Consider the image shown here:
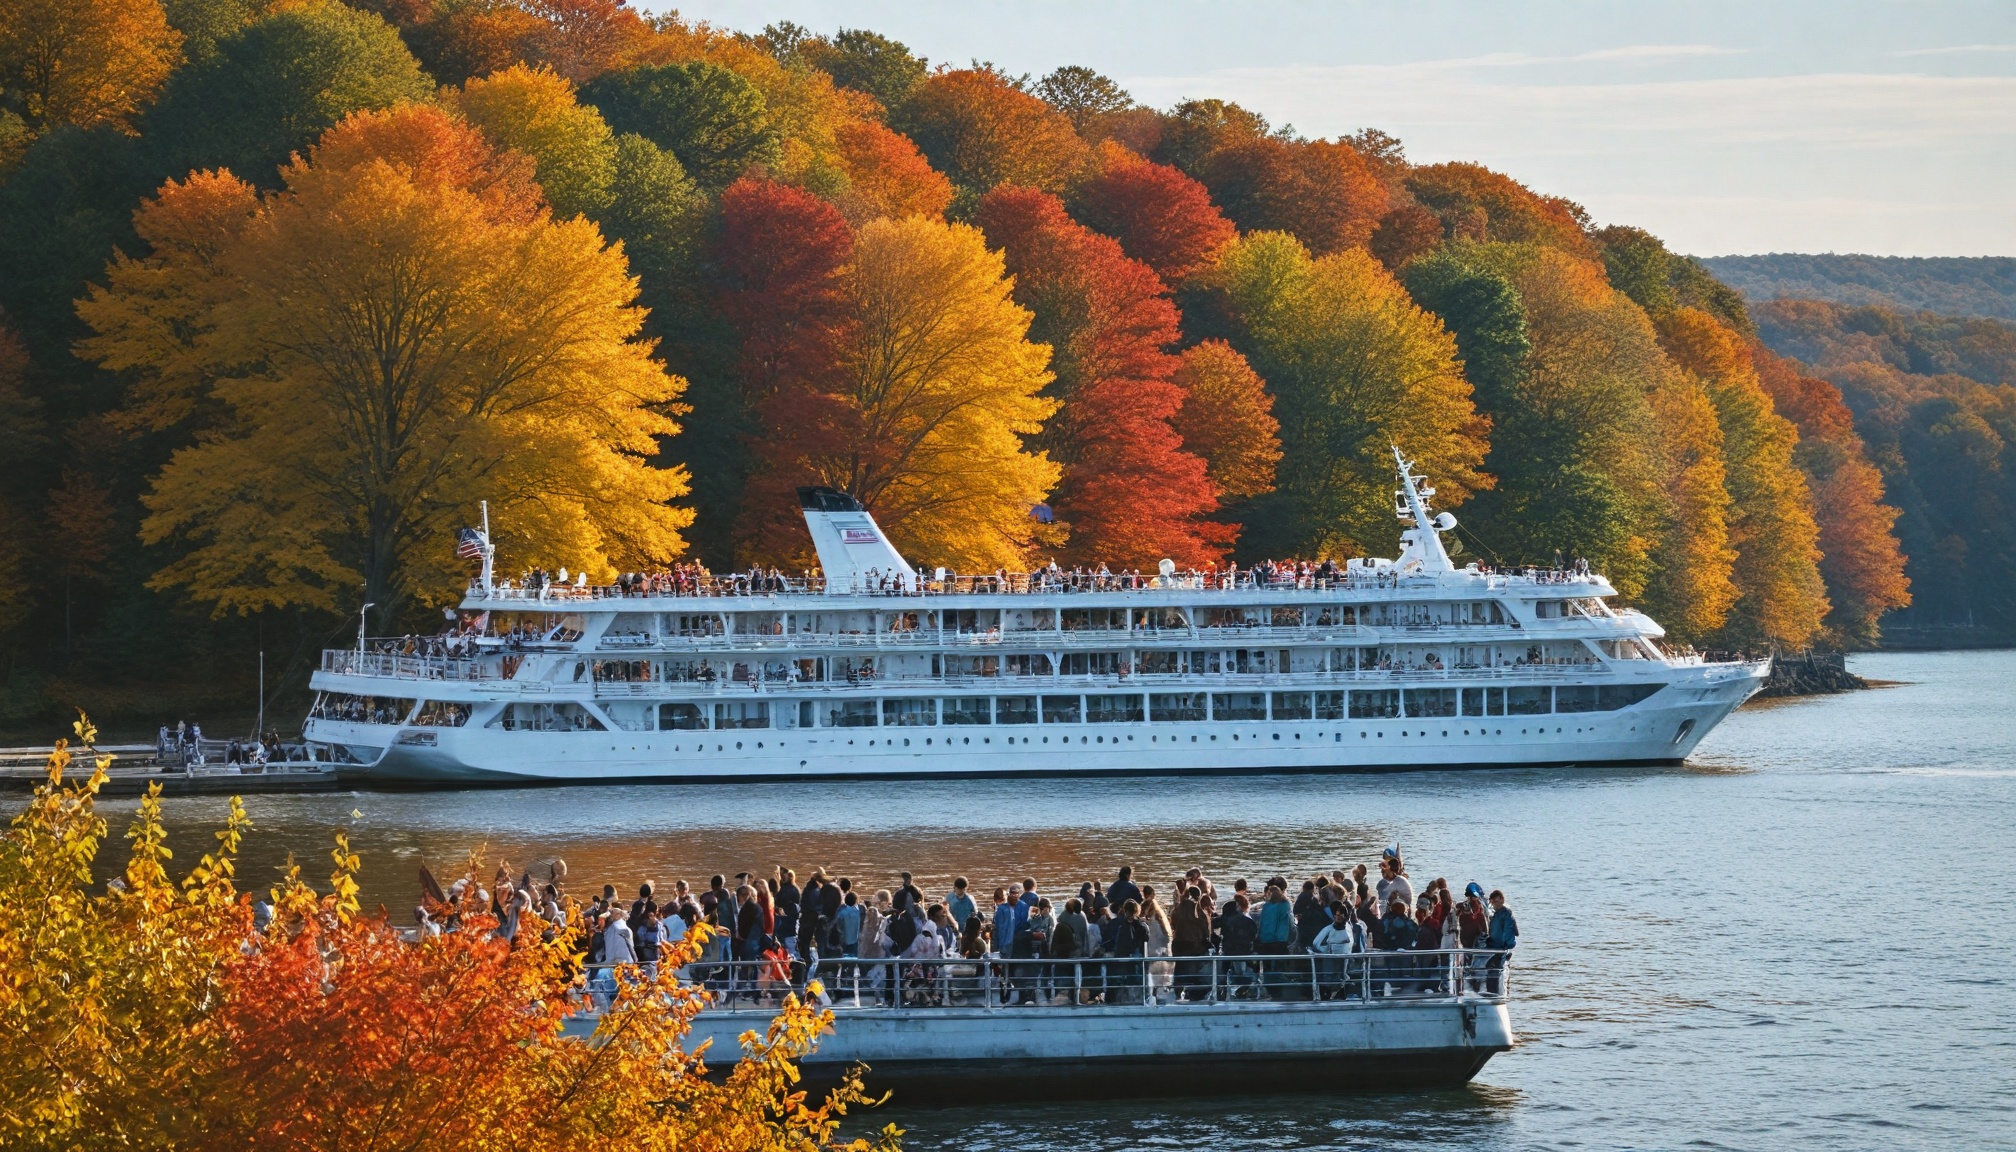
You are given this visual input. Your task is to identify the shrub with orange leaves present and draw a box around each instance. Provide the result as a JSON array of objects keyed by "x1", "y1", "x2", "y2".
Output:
[{"x1": 0, "y1": 716, "x2": 901, "y2": 1152}]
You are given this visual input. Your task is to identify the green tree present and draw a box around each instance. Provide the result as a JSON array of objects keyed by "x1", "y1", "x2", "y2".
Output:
[
  {"x1": 799, "y1": 27, "x2": 927, "y2": 114},
  {"x1": 456, "y1": 63, "x2": 617, "y2": 219},
  {"x1": 144, "y1": 0, "x2": 431, "y2": 184},
  {"x1": 580, "y1": 61, "x2": 780, "y2": 189},
  {"x1": 1034, "y1": 65, "x2": 1132, "y2": 132}
]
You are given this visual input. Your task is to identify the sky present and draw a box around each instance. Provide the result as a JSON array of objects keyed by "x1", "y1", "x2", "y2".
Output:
[{"x1": 649, "y1": 1, "x2": 2016, "y2": 257}]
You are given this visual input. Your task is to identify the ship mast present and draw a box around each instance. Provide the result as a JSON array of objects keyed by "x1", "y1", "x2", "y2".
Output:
[{"x1": 1392, "y1": 445, "x2": 1457, "y2": 575}]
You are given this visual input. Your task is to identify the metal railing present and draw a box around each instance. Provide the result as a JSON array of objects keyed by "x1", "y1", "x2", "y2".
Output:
[
  {"x1": 576, "y1": 949, "x2": 1510, "y2": 1014},
  {"x1": 322, "y1": 650, "x2": 495, "y2": 680}
]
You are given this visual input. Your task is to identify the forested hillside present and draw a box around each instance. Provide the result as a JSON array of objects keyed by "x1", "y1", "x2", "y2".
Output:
[
  {"x1": 0, "y1": 0, "x2": 1921, "y2": 730},
  {"x1": 1699, "y1": 255, "x2": 2016, "y2": 321}
]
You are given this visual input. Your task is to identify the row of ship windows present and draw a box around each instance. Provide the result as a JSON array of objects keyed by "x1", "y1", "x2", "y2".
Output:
[
  {"x1": 315, "y1": 684, "x2": 1661, "y2": 732},
  {"x1": 576, "y1": 726, "x2": 1616, "y2": 755}
]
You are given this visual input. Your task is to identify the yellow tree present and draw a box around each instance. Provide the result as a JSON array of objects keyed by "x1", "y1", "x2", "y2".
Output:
[
  {"x1": 820, "y1": 215, "x2": 1059, "y2": 570},
  {"x1": 0, "y1": 0, "x2": 180, "y2": 134},
  {"x1": 1210, "y1": 231, "x2": 1489, "y2": 560},
  {"x1": 1657, "y1": 306, "x2": 1828, "y2": 649},
  {"x1": 454, "y1": 62, "x2": 617, "y2": 219},
  {"x1": 79, "y1": 104, "x2": 691, "y2": 626}
]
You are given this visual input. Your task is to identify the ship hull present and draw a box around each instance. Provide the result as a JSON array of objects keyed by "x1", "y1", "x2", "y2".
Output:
[{"x1": 318, "y1": 670, "x2": 1762, "y2": 787}]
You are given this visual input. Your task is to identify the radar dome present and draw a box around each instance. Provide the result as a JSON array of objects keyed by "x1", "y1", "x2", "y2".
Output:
[
  {"x1": 1158, "y1": 558, "x2": 1176, "y2": 577},
  {"x1": 1432, "y1": 512, "x2": 1457, "y2": 531}
]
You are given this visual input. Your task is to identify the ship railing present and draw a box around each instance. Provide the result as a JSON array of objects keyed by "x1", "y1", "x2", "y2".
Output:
[
  {"x1": 321, "y1": 650, "x2": 498, "y2": 681},
  {"x1": 573, "y1": 950, "x2": 1510, "y2": 1015},
  {"x1": 587, "y1": 618, "x2": 1657, "y2": 653},
  {"x1": 586, "y1": 663, "x2": 1618, "y2": 697}
]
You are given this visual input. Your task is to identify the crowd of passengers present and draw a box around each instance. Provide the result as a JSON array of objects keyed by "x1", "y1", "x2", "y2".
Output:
[
  {"x1": 425, "y1": 850, "x2": 1519, "y2": 1008},
  {"x1": 477, "y1": 557, "x2": 1600, "y2": 600}
]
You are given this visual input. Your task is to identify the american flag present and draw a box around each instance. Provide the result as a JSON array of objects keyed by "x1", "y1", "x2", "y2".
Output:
[{"x1": 455, "y1": 527, "x2": 485, "y2": 560}]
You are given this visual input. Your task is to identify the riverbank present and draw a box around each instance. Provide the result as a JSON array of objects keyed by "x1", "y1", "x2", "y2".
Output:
[{"x1": 1755, "y1": 650, "x2": 1871, "y2": 698}]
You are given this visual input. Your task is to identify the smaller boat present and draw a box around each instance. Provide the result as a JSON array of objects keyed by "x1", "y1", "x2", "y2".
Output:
[{"x1": 567, "y1": 949, "x2": 1514, "y2": 1099}]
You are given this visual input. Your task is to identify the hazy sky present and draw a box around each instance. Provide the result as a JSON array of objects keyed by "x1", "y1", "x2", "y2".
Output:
[{"x1": 651, "y1": 1, "x2": 2016, "y2": 257}]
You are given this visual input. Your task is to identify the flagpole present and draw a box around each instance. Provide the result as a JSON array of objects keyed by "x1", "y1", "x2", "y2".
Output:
[{"x1": 479, "y1": 501, "x2": 494, "y2": 592}]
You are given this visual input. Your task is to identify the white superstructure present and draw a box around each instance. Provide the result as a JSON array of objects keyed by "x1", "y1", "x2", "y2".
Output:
[{"x1": 304, "y1": 450, "x2": 1769, "y2": 784}]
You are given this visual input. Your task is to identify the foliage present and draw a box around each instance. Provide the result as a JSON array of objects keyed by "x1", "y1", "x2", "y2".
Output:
[
  {"x1": 1072, "y1": 142, "x2": 1235, "y2": 283},
  {"x1": 78, "y1": 104, "x2": 691, "y2": 625},
  {"x1": 1196, "y1": 136, "x2": 1391, "y2": 258},
  {"x1": 1699, "y1": 253, "x2": 2016, "y2": 322},
  {"x1": 798, "y1": 27, "x2": 927, "y2": 114},
  {"x1": 1405, "y1": 162, "x2": 1591, "y2": 257},
  {"x1": 1657, "y1": 307, "x2": 1828, "y2": 649},
  {"x1": 1170, "y1": 339, "x2": 1280, "y2": 501},
  {"x1": 897, "y1": 68, "x2": 1086, "y2": 198},
  {"x1": 977, "y1": 185, "x2": 1226, "y2": 565},
  {"x1": 831, "y1": 118, "x2": 951, "y2": 223},
  {"x1": 0, "y1": 0, "x2": 181, "y2": 135},
  {"x1": 1033, "y1": 65, "x2": 1133, "y2": 132},
  {"x1": 455, "y1": 62, "x2": 616, "y2": 218},
  {"x1": 1210, "y1": 231, "x2": 1489, "y2": 560},
  {"x1": 581, "y1": 60, "x2": 780, "y2": 188},
  {"x1": 0, "y1": 716, "x2": 902, "y2": 1151},
  {"x1": 145, "y1": 0, "x2": 432, "y2": 184}
]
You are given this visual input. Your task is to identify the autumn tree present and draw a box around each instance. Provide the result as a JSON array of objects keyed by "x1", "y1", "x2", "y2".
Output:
[
  {"x1": 1150, "y1": 96, "x2": 1271, "y2": 174},
  {"x1": 79, "y1": 105, "x2": 691, "y2": 627},
  {"x1": 1071, "y1": 142, "x2": 1235, "y2": 283},
  {"x1": 1170, "y1": 339, "x2": 1280, "y2": 501},
  {"x1": 0, "y1": 0, "x2": 181, "y2": 136},
  {"x1": 1197, "y1": 136, "x2": 1391, "y2": 257},
  {"x1": 1752, "y1": 346, "x2": 1910, "y2": 644},
  {"x1": 815, "y1": 215, "x2": 1059, "y2": 569},
  {"x1": 978, "y1": 185, "x2": 1226, "y2": 565},
  {"x1": 1209, "y1": 231, "x2": 1489, "y2": 560},
  {"x1": 832, "y1": 117, "x2": 952, "y2": 222},
  {"x1": 799, "y1": 26, "x2": 927, "y2": 113},
  {"x1": 454, "y1": 62, "x2": 616, "y2": 218},
  {"x1": 1658, "y1": 307, "x2": 1830, "y2": 649},
  {"x1": 580, "y1": 60, "x2": 780, "y2": 188},
  {"x1": 145, "y1": 0, "x2": 432, "y2": 183},
  {"x1": 0, "y1": 324, "x2": 44, "y2": 640},
  {"x1": 896, "y1": 67, "x2": 1087, "y2": 197},
  {"x1": 1406, "y1": 162, "x2": 1591, "y2": 257},
  {"x1": 1034, "y1": 65, "x2": 1133, "y2": 133}
]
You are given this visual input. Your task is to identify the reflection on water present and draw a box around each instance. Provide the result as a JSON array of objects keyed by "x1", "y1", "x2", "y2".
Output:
[{"x1": 69, "y1": 652, "x2": 2016, "y2": 1149}]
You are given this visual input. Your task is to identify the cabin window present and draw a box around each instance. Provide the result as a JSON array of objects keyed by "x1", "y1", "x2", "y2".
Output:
[
  {"x1": 825, "y1": 701, "x2": 878, "y2": 727},
  {"x1": 1212, "y1": 693, "x2": 1267, "y2": 721},
  {"x1": 1271, "y1": 607, "x2": 1304, "y2": 627},
  {"x1": 1271, "y1": 692, "x2": 1313, "y2": 720},
  {"x1": 1462, "y1": 688, "x2": 1507, "y2": 717},
  {"x1": 1405, "y1": 688, "x2": 1459, "y2": 718},
  {"x1": 1314, "y1": 691, "x2": 1346, "y2": 720},
  {"x1": 798, "y1": 701, "x2": 816, "y2": 728},
  {"x1": 1599, "y1": 684, "x2": 1663, "y2": 710},
  {"x1": 412, "y1": 701, "x2": 470, "y2": 727},
  {"x1": 312, "y1": 693, "x2": 416, "y2": 724},
  {"x1": 996, "y1": 696, "x2": 1039, "y2": 724},
  {"x1": 1554, "y1": 685, "x2": 1600, "y2": 714},
  {"x1": 881, "y1": 698, "x2": 936, "y2": 727},
  {"x1": 1041, "y1": 695, "x2": 1082, "y2": 724},
  {"x1": 658, "y1": 702, "x2": 707, "y2": 730},
  {"x1": 943, "y1": 698, "x2": 992, "y2": 725},
  {"x1": 498, "y1": 702, "x2": 604, "y2": 732},
  {"x1": 1348, "y1": 690, "x2": 1400, "y2": 719},
  {"x1": 716, "y1": 701, "x2": 771, "y2": 729},
  {"x1": 1506, "y1": 686, "x2": 1552, "y2": 715},
  {"x1": 1138, "y1": 651, "x2": 1181, "y2": 674},
  {"x1": 1086, "y1": 694, "x2": 1144, "y2": 723},
  {"x1": 1150, "y1": 693, "x2": 1205, "y2": 721}
]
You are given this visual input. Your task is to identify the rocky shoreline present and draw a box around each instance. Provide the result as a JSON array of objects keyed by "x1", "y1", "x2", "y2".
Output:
[{"x1": 1756, "y1": 651, "x2": 1870, "y2": 698}]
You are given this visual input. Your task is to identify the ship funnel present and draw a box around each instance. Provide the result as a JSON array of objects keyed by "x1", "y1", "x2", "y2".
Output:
[{"x1": 798, "y1": 487, "x2": 916, "y2": 595}]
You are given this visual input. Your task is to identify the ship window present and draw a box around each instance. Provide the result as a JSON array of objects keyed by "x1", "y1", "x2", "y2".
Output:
[
  {"x1": 1041, "y1": 695, "x2": 1082, "y2": 724},
  {"x1": 826, "y1": 700, "x2": 878, "y2": 727},
  {"x1": 997, "y1": 696, "x2": 1039, "y2": 725},
  {"x1": 798, "y1": 701, "x2": 815, "y2": 728},
  {"x1": 1404, "y1": 688, "x2": 1458, "y2": 718},
  {"x1": 1149, "y1": 693, "x2": 1205, "y2": 722},
  {"x1": 1506, "y1": 686, "x2": 1552, "y2": 715},
  {"x1": 498, "y1": 702, "x2": 604, "y2": 732},
  {"x1": 658, "y1": 702, "x2": 707, "y2": 730},
  {"x1": 1211, "y1": 693, "x2": 1266, "y2": 721},
  {"x1": 411, "y1": 700, "x2": 470, "y2": 727},
  {"x1": 881, "y1": 698, "x2": 936, "y2": 726},
  {"x1": 1461, "y1": 688, "x2": 1508, "y2": 717},
  {"x1": 313, "y1": 693, "x2": 417, "y2": 725},
  {"x1": 1313, "y1": 692, "x2": 1345, "y2": 720},
  {"x1": 1271, "y1": 692, "x2": 1313, "y2": 720},
  {"x1": 1599, "y1": 684, "x2": 1662, "y2": 710},
  {"x1": 715, "y1": 701, "x2": 771, "y2": 730},
  {"x1": 1554, "y1": 686, "x2": 1599, "y2": 714},
  {"x1": 1086, "y1": 694, "x2": 1144, "y2": 723},
  {"x1": 1347, "y1": 689, "x2": 1400, "y2": 719},
  {"x1": 942, "y1": 697, "x2": 992, "y2": 725}
]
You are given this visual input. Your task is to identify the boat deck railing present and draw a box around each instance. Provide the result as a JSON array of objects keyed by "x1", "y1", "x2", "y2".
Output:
[{"x1": 575, "y1": 949, "x2": 1510, "y2": 1016}]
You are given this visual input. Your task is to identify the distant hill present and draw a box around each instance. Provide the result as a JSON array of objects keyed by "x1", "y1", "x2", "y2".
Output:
[{"x1": 1695, "y1": 255, "x2": 2016, "y2": 321}]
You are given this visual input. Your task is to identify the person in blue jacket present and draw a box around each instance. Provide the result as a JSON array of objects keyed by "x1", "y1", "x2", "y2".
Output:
[{"x1": 1485, "y1": 889, "x2": 1519, "y2": 994}]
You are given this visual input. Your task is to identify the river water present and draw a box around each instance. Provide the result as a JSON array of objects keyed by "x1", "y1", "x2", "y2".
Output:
[{"x1": 108, "y1": 650, "x2": 2016, "y2": 1150}]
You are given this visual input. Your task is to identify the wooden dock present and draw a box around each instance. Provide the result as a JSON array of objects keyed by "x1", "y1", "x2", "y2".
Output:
[{"x1": 0, "y1": 743, "x2": 345, "y2": 796}]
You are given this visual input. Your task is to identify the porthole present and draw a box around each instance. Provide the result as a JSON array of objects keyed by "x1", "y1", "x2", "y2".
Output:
[
  {"x1": 1210, "y1": 735, "x2": 1217, "y2": 741},
  {"x1": 1043, "y1": 737, "x2": 1049, "y2": 744},
  {"x1": 1441, "y1": 731, "x2": 1447, "y2": 737},
  {"x1": 903, "y1": 738, "x2": 910, "y2": 747},
  {"x1": 926, "y1": 738, "x2": 932, "y2": 745},
  {"x1": 1272, "y1": 733, "x2": 1280, "y2": 741},
  {"x1": 964, "y1": 737, "x2": 971, "y2": 745},
  {"x1": 1096, "y1": 735, "x2": 1104, "y2": 744},
  {"x1": 1191, "y1": 736, "x2": 1198, "y2": 742},
  {"x1": 1081, "y1": 736, "x2": 1088, "y2": 744},
  {"x1": 757, "y1": 741, "x2": 763, "y2": 748}
]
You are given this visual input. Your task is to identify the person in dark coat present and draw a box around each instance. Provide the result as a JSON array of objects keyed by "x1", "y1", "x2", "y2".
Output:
[
  {"x1": 1107, "y1": 866, "x2": 1142, "y2": 910},
  {"x1": 1220, "y1": 895, "x2": 1260, "y2": 998},
  {"x1": 1377, "y1": 898, "x2": 1418, "y2": 996}
]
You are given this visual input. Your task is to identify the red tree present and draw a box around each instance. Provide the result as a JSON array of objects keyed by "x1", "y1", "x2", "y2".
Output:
[
  {"x1": 1196, "y1": 136, "x2": 1390, "y2": 256},
  {"x1": 1071, "y1": 143, "x2": 1235, "y2": 283},
  {"x1": 714, "y1": 177, "x2": 857, "y2": 563},
  {"x1": 976, "y1": 186, "x2": 1229, "y2": 565}
]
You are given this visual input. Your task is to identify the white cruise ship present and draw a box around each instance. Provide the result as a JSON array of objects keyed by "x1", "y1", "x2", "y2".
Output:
[{"x1": 303, "y1": 451, "x2": 1769, "y2": 784}]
